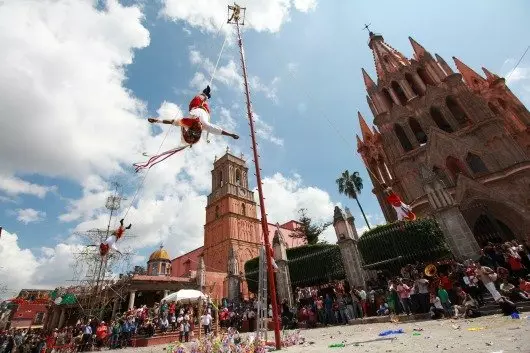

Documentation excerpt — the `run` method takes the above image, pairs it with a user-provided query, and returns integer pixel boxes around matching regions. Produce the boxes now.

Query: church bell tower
[202,150,261,297]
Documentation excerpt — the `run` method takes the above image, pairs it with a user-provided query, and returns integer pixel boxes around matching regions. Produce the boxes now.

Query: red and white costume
[385,189,416,221]
[99,220,131,256]
[175,94,224,145]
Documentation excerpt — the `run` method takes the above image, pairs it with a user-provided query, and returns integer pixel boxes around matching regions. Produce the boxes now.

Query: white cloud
[15,208,46,224]
[0,0,151,182]
[161,0,317,35]
[258,173,337,242]
[506,67,530,84]
[287,62,299,75]
[254,112,284,146]
[0,176,56,198]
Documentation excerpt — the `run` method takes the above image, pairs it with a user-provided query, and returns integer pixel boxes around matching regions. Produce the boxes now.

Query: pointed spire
[482,67,499,80]
[356,134,364,149]
[358,112,373,141]
[435,54,454,75]
[408,36,427,60]
[333,206,345,224]
[453,56,486,86]
[362,68,377,91]
[368,31,409,80]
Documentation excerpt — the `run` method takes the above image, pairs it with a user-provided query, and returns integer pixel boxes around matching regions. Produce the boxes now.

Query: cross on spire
[363,23,371,32]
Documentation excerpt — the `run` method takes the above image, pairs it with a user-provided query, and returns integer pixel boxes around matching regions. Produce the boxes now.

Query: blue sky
[0,0,529,295]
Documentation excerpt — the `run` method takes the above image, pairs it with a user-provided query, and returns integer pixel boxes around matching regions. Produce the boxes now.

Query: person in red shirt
[381,184,416,221]
[148,86,239,145]
[95,322,108,350]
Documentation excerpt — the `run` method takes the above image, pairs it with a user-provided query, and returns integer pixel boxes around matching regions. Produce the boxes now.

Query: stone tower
[357,31,530,245]
[333,206,365,289]
[226,246,241,301]
[202,151,261,298]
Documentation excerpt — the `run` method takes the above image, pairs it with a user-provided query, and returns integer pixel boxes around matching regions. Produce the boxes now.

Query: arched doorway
[462,201,517,247]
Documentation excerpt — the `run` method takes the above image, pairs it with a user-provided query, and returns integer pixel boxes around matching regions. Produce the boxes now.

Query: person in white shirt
[200,313,213,335]
[429,293,445,319]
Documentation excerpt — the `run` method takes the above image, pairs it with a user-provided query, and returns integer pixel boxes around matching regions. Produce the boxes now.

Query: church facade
[171,151,304,301]
[357,31,530,246]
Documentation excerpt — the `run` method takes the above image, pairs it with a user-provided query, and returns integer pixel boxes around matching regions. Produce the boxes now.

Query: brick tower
[357,31,530,245]
[202,151,261,297]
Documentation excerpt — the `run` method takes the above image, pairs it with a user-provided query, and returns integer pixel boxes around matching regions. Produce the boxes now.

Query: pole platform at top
[227,2,282,350]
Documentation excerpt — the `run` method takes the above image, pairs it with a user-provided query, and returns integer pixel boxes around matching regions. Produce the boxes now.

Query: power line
[506,45,530,81]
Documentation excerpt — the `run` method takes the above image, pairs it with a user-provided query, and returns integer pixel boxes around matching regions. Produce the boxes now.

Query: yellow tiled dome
[149,246,171,262]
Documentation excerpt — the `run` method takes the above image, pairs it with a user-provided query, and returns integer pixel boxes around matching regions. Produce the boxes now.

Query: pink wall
[170,247,204,277]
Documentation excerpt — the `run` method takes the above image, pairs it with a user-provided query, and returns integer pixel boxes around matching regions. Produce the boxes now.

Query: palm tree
[336,170,371,229]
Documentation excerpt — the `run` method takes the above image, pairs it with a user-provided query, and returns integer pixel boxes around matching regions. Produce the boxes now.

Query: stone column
[49,308,59,329]
[226,247,241,302]
[128,290,136,310]
[273,226,293,307]
[333,207,365,289]
[163,290,170,298]
[412,72,427,94]
[420,165,481,260]
[58,308,66,328]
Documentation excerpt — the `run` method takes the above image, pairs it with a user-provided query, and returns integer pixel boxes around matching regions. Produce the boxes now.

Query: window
[152,264,158,276]
[499,99,508,110]
[405,73,422,96]
[408,117,427,145]
[241,203,246,216]
[394,124,413,152]
[215,205,219,219]
[218,172,224,188]
[417,67,435,86]
[235,169,241,185]
[382,88,394,107]
[466,153,488,174]
[391,81,408,105]
[161,263,166,275]
[429,106,453,132]
[446,96,469,126]
[445,156,469,180]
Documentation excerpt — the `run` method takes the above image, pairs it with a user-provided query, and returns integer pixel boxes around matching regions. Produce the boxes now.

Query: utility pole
[227,3,282,349]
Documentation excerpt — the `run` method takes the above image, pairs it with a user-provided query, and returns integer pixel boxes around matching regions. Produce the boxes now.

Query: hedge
[357,218,452,272]
[244,244,345,294]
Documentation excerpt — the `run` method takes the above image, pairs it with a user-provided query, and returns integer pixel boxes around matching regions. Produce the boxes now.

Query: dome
[148,246,171,262]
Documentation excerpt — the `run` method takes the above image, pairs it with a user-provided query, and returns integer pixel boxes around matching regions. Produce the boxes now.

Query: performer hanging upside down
[147,86,239,145]
[134,86,239,172]
[99,219,132,256]
[382,184,416,221]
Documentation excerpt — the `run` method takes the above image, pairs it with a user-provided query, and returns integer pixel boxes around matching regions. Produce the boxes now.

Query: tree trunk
[354,196,371,230]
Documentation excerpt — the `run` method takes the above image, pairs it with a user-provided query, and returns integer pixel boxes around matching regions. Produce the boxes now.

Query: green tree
[291,208,331,245]
[336,170,371,229]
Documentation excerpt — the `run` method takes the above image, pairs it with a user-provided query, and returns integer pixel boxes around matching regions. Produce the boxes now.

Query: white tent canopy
[162,289,207,303]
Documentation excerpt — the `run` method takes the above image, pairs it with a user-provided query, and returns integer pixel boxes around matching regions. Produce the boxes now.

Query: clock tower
[202,151,261,298]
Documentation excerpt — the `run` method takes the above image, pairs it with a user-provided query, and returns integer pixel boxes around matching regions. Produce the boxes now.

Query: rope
[506,45,529,81]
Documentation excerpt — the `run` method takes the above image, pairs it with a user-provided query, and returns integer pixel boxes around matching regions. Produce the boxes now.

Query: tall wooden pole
[228,5,282,349]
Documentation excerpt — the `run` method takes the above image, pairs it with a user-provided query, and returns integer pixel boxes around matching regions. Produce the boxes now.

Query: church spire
[408,36,427,60]
[362,68,377,91]
[453,56,486,87]
[358,112,373,141]
[482,67,500,81]
[368,31,409,80]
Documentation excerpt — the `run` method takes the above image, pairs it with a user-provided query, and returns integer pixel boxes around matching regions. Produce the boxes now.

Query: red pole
[235,21,282,350]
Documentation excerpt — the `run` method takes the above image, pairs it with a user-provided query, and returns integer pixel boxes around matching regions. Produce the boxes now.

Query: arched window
[382,88,394,107]
[394,124,413,152]
[498,99,508,110]
[405,73,422,96]
[432,166,451,187]
[161,263,166,275]
[488,102,500,115]
[446,96,469,126]
[219,172,224,188]
[235,169,241,185]
[391,81,408,105]
[417,67,435,85]
[445,156,469,180]
[408,117,427,145]
[241,203,246,216]
[429,106,453,132]
[465,153,488,175]
[215,205,220,219]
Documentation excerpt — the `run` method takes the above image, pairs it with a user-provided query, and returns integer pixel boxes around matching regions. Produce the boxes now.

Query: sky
[0,0,529,298]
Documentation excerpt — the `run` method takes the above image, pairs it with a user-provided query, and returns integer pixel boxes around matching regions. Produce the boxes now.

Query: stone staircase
[477,293,530,316]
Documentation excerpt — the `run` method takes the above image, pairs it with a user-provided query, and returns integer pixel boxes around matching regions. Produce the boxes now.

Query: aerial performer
[99,219,132,256]
[382,184,416,221]
[133,86,239,172]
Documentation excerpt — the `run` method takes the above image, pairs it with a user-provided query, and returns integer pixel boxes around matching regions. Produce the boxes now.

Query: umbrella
[162,289,207,304]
